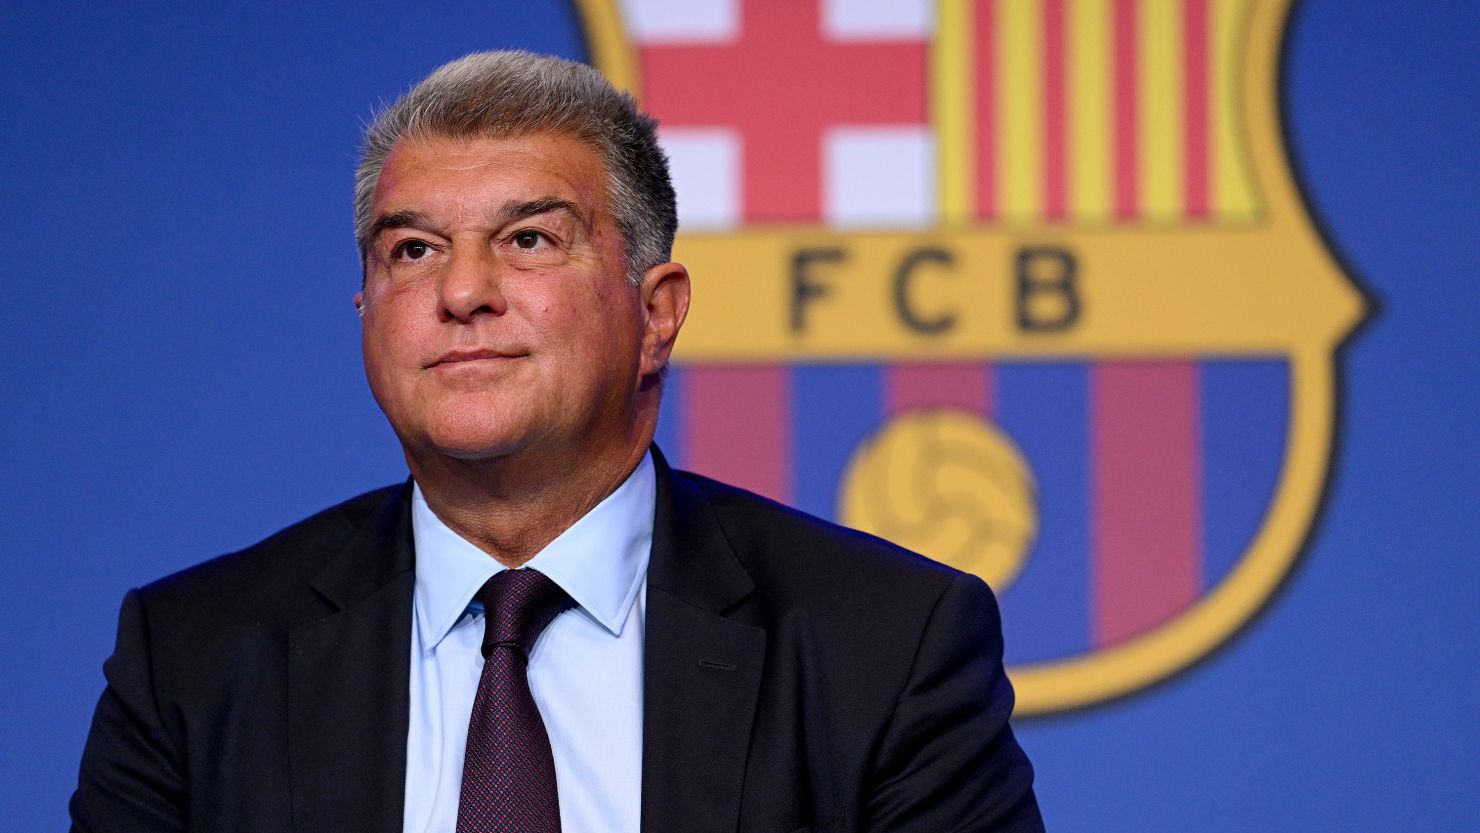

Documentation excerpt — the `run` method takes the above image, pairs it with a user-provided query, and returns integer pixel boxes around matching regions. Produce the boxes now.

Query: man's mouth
[426,348,526,368]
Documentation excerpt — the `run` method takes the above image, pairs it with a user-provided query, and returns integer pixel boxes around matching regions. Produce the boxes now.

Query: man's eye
[394,240,432,260]
[513,230,547,250]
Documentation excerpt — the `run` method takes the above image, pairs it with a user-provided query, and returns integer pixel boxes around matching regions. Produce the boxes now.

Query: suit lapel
[641,451,766,833]
[288,484,415,833]
[280,458,765,832]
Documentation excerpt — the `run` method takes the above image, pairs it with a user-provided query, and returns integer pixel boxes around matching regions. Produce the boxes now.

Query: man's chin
[398,427,532,467]
[439,445,520,463]
[426,437,525,463]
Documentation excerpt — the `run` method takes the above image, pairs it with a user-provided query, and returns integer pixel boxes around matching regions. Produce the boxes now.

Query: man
[72,51,1043,832]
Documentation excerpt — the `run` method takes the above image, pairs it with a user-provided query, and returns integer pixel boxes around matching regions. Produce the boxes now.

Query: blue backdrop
[2,1,1476,830]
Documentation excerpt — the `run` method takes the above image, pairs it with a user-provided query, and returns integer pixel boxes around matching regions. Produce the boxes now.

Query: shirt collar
[412,451,655,653]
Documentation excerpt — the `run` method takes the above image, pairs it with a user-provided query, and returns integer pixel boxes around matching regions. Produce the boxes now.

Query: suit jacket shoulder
[127,484,409,673]
[673,468,980,699]
[646,462,1043,833]
[73,483,417,833]
[682,466,963,606]
[141,483,404,612]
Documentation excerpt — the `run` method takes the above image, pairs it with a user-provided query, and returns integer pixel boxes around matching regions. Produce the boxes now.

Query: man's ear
[638,261,691,378]
[353,291,365,319]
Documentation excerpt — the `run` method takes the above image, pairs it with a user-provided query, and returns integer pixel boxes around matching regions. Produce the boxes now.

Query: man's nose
[438,243,508,321]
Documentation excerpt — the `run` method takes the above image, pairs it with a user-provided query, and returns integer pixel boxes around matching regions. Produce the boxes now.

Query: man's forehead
[383,131,605,176]
[373,131,610,211]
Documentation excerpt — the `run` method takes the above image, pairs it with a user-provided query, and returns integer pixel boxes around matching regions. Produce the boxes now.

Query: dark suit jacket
[72,451,1043,832]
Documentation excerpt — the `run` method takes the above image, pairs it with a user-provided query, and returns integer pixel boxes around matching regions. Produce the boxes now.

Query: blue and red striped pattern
[654,358,1288,665]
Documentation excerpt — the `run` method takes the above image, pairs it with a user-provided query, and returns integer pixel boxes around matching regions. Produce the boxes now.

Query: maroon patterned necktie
[457,568,572,833]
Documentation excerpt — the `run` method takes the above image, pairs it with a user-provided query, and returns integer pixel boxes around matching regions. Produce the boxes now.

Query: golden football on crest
[840,410,1037,593]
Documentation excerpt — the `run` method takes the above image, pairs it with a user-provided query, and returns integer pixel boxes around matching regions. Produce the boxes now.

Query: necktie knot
[477,568,571,658]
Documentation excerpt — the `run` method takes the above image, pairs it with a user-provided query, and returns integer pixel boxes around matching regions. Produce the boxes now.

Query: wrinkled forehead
[375,129,614,209]
[395,124,612,177]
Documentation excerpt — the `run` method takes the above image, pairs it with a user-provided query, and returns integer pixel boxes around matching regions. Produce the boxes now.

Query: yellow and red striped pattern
[934,0,1259,224]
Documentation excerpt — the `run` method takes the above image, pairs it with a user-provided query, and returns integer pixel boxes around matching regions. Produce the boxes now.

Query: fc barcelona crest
[576,0,1366,713]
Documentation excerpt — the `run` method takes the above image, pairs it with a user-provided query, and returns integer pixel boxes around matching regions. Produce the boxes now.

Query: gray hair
[354,50,677,285]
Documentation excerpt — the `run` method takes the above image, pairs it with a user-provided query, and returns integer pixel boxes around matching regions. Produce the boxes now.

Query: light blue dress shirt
[402,452,653,833]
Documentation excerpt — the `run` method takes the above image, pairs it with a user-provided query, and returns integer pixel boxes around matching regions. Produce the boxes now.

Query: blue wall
[2,1,1476,829]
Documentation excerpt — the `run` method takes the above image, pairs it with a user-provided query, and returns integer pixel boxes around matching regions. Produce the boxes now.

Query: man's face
[357,132,651,465]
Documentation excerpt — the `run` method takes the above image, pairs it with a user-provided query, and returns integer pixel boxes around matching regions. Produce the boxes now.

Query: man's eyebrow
[367,199,589,245]
[493,197,590,231]
[368,209,435,242]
